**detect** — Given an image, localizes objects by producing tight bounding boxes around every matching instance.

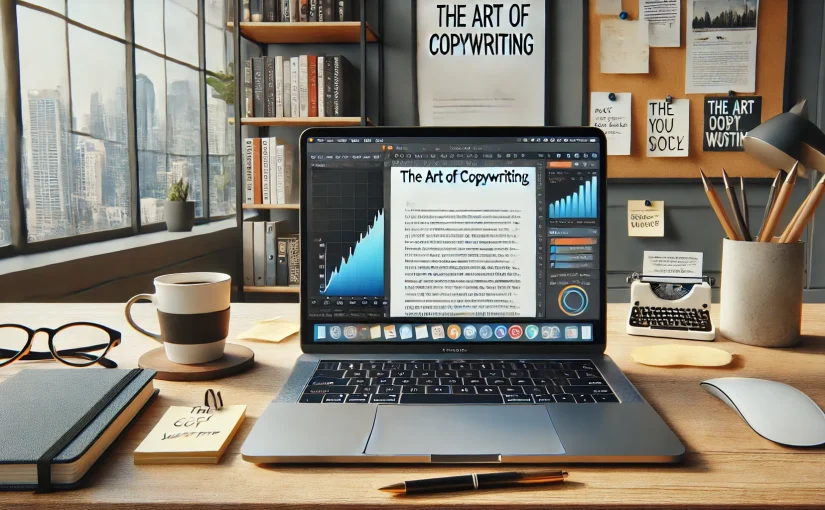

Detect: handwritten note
[597,0,623,15]
[703,96,762,152]
[628,200,665,237]
[591,92,632,156]
[600,19,649,74]
[647,99,689,157]
[640,0,680,47]
[643,251,703,279]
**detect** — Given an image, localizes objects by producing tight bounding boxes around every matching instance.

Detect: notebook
[0,368,157,492]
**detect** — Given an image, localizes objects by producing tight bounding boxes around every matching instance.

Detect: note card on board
[600,19,650,74]
[628,200,665,237]
[647,99,689,157]
[591,92,632,155]
[597,0,623,15]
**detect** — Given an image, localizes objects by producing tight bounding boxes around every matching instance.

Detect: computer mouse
[701,377,825,447]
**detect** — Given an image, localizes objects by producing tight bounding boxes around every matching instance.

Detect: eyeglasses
[0,322,121,369]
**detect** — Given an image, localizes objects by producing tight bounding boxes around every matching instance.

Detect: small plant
[168,178,189,202]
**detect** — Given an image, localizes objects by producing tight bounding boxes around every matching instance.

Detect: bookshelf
[232,0,384,302]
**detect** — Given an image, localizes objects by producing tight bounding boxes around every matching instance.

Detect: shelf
[241,117,371,127]
[242,203,300,210]
[228,22,379,44]
[244,286,300,294]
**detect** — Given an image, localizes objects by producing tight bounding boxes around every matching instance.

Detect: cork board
[588,0,787,178]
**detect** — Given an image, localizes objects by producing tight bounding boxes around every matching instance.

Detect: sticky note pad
[628,200,664,237]
[632,344,733,367]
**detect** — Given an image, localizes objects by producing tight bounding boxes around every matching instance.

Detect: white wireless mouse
[701,377,825,447]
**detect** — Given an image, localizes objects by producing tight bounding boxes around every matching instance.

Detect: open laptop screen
[302,128,605,346]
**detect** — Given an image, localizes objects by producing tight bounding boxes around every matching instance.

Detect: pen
[757,170,782,239]
[779,172,825,243]
[758,162,798,242]
[721,169,751,241]
[739,176,749,232]
[700,168,741,241]
[379,470,568,495]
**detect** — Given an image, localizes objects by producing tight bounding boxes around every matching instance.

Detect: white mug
[125,272,231,364]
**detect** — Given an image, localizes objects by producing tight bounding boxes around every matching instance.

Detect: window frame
[0,0,234,258]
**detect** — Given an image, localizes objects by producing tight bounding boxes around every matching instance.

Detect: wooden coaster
[138,343,255,381]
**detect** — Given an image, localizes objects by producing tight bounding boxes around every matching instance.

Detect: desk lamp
[743,99,825,178]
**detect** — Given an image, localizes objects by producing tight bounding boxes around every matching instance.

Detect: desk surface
[0,303,823,509]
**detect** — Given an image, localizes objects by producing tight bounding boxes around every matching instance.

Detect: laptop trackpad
[364,405,565,457]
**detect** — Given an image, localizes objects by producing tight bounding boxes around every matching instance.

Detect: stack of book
[243,54,359,118]
[243,137,296,205]
[242,0,361,23]
[243,221,300,288]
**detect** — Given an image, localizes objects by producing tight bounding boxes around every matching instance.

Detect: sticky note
[591,92,632,155]
[628,200,665,237]
[632,344,733,367]
[600,19,650,74]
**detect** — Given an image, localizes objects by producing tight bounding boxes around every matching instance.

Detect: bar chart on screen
[548,174,598,219]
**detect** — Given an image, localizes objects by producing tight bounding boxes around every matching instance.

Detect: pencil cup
[720,239,804,348]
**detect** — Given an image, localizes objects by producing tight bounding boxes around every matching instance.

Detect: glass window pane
[71,135,130,234]
[207,75,235,218]
[165,0,199,67]
[205,0,225,27]
[168,155,202,217]
[0,7,9,247]
[166,62,202,217]
[136,50,168,224]
[68,0,125,39]
[25,0,64,15]
[205,24,225,73]
[135,0,164,54]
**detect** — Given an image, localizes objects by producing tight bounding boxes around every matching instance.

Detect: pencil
[700,168,741,241]
[757,162,798,242]
[780,173,825,243]
[739,176,749,231]
[778,194,809,243]
[722,169,751,241]
[757,170,782,239]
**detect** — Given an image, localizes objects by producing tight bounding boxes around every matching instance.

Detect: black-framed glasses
[0,322,122,369]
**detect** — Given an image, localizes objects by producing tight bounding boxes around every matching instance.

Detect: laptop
[242,126,685,464]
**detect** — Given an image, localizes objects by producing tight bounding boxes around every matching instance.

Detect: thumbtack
[619,11,628,19]
[608,92,617,101]
[645,200,652,207]
[665,95,673,104]
[728,90,736,96]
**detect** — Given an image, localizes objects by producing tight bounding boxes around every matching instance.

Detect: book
[324,56,334,116]
[300,0,308,21]
[283,144,296,202]
[289,57,300,118]
[298,55,309,117]
[281,0,291,21]
[265,221,281,286]
[282,58,292,117]
[274,55,284,118]
[276,239,289,285]
[243,221,254,286]
[242,0,251,21]
[307,55,318,117]
[317,56,325,116]
[309,0,318,21]
[331,55,342,117]
[286,235,300,285]
[319,0,333,21]
[251,57,265,119]
[250,0,263,21]
[261,137,271,204]
[285,0,299,21]
[0,369,157,490]
[253,222,266,286]
[243,59,253,117]
[252,137,262,204]
[134,405,245,465]
[275,143,296,203]
[335,0,359,21]
[268,136,286,203]
[263,0,277,21]
[264,56,276,117]
[243,138,254,203]
[331,55,359,117]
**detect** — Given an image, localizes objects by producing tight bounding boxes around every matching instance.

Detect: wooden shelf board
[228,22,379,44]
[242,203,300,210]
[241,117,370,127]
[244,286,300,294]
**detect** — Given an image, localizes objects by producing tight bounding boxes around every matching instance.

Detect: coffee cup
[125,272,231,364]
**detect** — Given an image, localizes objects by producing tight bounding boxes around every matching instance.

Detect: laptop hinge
[430,454,502,463]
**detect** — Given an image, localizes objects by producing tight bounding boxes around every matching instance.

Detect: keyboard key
[572,394,595,403]
[299,393,323,403]
[383,363,401,370]
[450,363,469,370]
[504,370,528,378]
[426,385,451,394]
[534,395,556,403]
[486,378,509,385]
[532,378,551,385]
[412,370,435,378]
[357,385,378,394]
[312,370,346,378]
[563,386,613,395]
[304,385,356,395]
[463,378,485,385]
[476,386,500,395]
[451,386,476,394]
[317,362,338,370]
[576,371,600,379]
[390,370,411,378]
[458,370,480,378]
[405,363,426,370]
[364,363,382,371]
[371,394,400,404]
[503,394,534,404]
[322,393,347,403]
[510,378,533,386]
[348,378,372,386]
[393,378,416,386]
[402,386,424,394]
[400,394,503,404]
[553,394,575,403]
[440,377,461,386]
[346,394,370,403]
[308,377,350,386]
[553,370,576,378]
[566,378,606,386]
[419,377,439,385]
[378,385,401,394]
[375,377,392,385]
[525,386,547,395]
[565,362,596,371]
[480,370,503,378]
[372,371,390,378]
[511,362,534,370]
[501,386,524,394]
[338,362,361,370]
[344,370,367,378]
[594,394,619,403]
[436,370,457,378]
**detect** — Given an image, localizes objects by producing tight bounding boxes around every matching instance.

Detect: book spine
[282,59,291,117]
[253,222,266,286]
[290,57,300,117]
[261,137,271,204]
[290,0,299,21]
[274,56,284,117]
[243,138,254,203]
[275,144,286,204]
[324,56,334,117]
[252,57,264,119]
[320,0,333,21]
[252,138,262,204]
[335,0,345,21]
[265,222,277,286]
[281,0,290,21]
[309,0,317,21]
[283,145,295,203]
[298,55,309,117]
[332,56,341,117]
[317,56,325,117]
[300,0,308,21]
[269,137,279,204]
[251,0,263,21]
[287,237,300,285]
[243,59,254,117]
[307,55,318,117]
[264,56,275,117]
[263,0,276,21]
[276,239,289,286]
[243,222,254,286]
[242,0,251,21]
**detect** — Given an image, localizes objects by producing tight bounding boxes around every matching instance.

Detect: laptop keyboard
[298,360,618,404]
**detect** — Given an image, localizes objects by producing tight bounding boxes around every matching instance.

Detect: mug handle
[125,294,162,342]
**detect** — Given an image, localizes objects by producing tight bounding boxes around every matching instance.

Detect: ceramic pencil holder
[719,239,805,348]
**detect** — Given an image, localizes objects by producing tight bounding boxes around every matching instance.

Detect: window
[2,0,235,254]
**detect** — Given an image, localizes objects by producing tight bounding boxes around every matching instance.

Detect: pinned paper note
[647,99,689,157]
[640,0,680,47]
[703,96,762,152]
[591,92,631,156]
[628,200,664,237]
[643,251,703,278]
[597,0,623,15]
[600,19,650,74]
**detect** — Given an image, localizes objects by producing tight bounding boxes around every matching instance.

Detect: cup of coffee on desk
[125,272,231,364]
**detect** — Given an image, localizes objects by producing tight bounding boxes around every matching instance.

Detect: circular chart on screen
[558,285,588,316]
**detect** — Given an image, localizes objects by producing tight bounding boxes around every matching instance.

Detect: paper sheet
[640,0,680,47]
[416,1,546,126]
[685,0,759,93]
[628,200,665,237]
[643,251,703,278]
[597,0,623,15]
[236,316,299,343]
[600,19,650,74]
[703,96,762,151]
[590,92,632,156]
[647,99,690,157]
[632,344,733,367]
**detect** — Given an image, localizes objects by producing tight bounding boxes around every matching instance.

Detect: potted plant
[165,178,194,232]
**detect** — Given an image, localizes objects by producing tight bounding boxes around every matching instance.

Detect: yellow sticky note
[632,344,733,367]
[236,316,299,343]
[134,405,246,464]
[628,200,665,237]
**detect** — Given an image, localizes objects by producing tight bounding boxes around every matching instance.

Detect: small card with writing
[134,403,246,464]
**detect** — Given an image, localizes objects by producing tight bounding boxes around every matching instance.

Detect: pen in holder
[719,239,804,347]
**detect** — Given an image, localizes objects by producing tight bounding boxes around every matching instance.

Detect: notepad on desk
[134,405,246,464]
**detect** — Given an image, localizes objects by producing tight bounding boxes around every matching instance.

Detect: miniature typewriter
[626,273,716,341]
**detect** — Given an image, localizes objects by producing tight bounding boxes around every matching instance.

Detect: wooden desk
[0,303,823,509]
